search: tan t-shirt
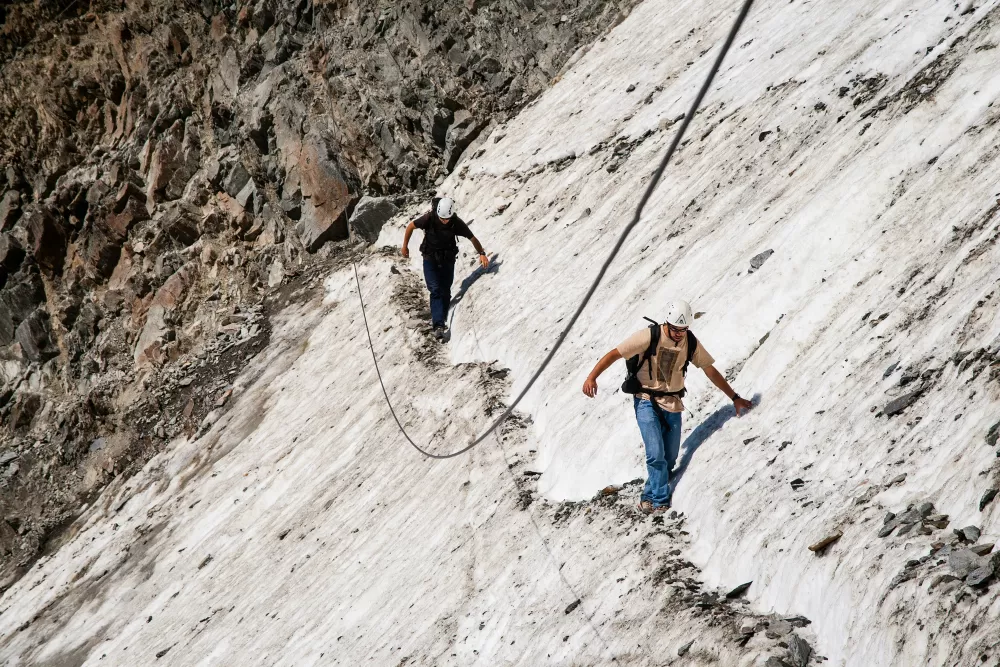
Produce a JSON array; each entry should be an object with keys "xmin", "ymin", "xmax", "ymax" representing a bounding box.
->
[{"xmin": 616, "ymin": 326, "xmax": 714, "ymax": 413}]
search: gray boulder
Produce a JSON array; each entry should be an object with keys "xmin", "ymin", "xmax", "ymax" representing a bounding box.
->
[
  {"xmin": 236, "ymin": 178, "xmax": 260, "ymax": 214},
  {"xmin": 949, "ymin": 548, "xmax": 984, "ymax": 579},
  {"xmin": 0, "ymin": 272, "xmax": 45, "ymax": 346},
  {"xmin": 349, "ymin": 197, "xmax": 398, "ymax": 244},
  {"xmin": 749, "ymin": 249, "xmax": 775, "ymax": 272},
  {"xmin": 444, "ymin": 110, "xmax": 487, "ymax": 172},
  {"xmin": 884, "ymin": 389, "xmax": 924, "ymax": 417},
  {"xmin": 788, "ymin": 634, "xmax": 812, "ymax": 667},
  {"xmin": 224, "ymin": 163, "xmax": 252, "ymax": 198},
  {"xmin": 15, "ymin": 309, "xmax": 58, "ymax": 362},
  {"xmin": 956, "ymin": 526, "xmax": 981, "ymax": 543}
]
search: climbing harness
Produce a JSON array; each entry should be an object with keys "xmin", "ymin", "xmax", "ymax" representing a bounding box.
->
[{"xmin": 353, "ymin": 0, "xmax": 756, "ymax": 459}]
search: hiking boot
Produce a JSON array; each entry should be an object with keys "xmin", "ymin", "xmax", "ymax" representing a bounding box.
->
[
  {"xmin": 433, "ymin": 325, "xmax": 446, "ymax": 340},
  {"xmin": 651, "ymin": 504, "xmax": 671, "ymax": 516},
  {"xmin": 637, "ymin": 500, "xmax": 654, "ymax": 515}
]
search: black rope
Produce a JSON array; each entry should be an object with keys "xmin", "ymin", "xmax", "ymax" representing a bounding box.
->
[{"xmin": 354, "ymin": 0, "xmax": 756, "ymax": 459}]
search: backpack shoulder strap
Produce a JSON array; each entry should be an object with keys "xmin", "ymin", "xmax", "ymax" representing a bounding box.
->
[
  {"xmin": 641, "ymin": 323, "xmax": 660, "ymax": 375},
  {"xmin": 683, "ymin": 330, "xmax": 697, "ymax": 375}
]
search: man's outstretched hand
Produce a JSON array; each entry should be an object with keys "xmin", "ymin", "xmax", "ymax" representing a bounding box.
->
[
  {"xmin": 734, "ymin": 396, "xmax": 753, "ymax": 416},
  {"xmin": 582, "ymin": 378, "xmax": 598, "ymax": 398},
  {"xmin": 479, "ymin": 254, "xmax": 490, "ymax": 269},
  {"xmin": 401, "ymin": 246, "xmax": 410, "ymax": 259}
]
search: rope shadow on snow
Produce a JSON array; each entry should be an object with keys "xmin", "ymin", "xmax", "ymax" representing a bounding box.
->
[
  {"xmin": 447, "ymin": 253, "xmax": 502, "ymax": 328},
  {"xmin": 672, "ymin": 392, "xmax": 762, "ymax": 491}
]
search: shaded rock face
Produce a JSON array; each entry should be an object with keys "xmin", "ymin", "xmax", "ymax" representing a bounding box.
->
[
  {"xmin": 0, "ymin": 270, "xmax": 44, "ymax": 347},
  {"xmin": 23, "ymin": 208, "xmax": 68, "ymax": 276},
  {"xmin": 0, "ymin": 190, "xmax": 20, "ymax": 229},
  {"xmin": 349, "ymin": 196, "xmax": 399, "ymax": 243},
  {"xmin": 15, "ymin": 309, "xmax": 57, "ymax": 363},
  {"xmin": 0, "ymin": 0, "xmax": 642, "ymax": 588}
]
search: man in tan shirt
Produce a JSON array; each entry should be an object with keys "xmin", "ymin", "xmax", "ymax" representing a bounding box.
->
[{"xmin": 583, "ymin": 299, "xmax": 752, "ymax": 515}]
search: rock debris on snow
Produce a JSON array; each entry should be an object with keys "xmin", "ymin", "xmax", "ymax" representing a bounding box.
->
[
  {"xmin": 788, "ymin": 633, "xmax": 813, "ymax": 667},
  {"xmin": 883, "ymin": 389, "xmax": 925, "ymax": 417},
  {"xmin": 969, "ymin": 543, "xmax": 995, "ymax": 557},
  {"xmin": 748, "ymin": 249, "xmax": 775, "ymax": 272},
  {"xmin": 955, "ymin": 526, "xmax": 982, "ymax": 543},
  {"xmin": 726, "ymin": 581, "xmax": 753, "ymax": 598},
  {"xmin": 808, "ymin": 531, "xmax": 843, "ymax": 553},
  {"xmin": 986, "ymin": 421, "xmax": 1000, "ymax": 447},
  {"xmin": 980, "ymin": 488, "xmax": 999, "ymax": 511}
]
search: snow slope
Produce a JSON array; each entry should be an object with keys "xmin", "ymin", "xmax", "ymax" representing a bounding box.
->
[
  {"xmin": 4, "ymin": 0, "xmax": 1000, "ymax": 665},
  {"xmin": 0, "ymin": 261, "xmax": 806, "ymax": 667},
  {"xmin": 436, "ymin": 0, "xmax": 1000, "ymax": 663}
]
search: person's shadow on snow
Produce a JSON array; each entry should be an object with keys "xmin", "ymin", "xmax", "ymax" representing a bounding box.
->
[
  {"xmin": 672, "ymin": 392, "xmax": 762, "ymax": 492},
  {"xmin": 448, "ymin": 253, "xmax": 502, "ymax": 328}
]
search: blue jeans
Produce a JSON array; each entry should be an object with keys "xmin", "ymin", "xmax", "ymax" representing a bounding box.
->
[
  {"xmin": 634, "ymin": 398, "xmax": 682, "ymax": 506},
  {"xmin": 422, "ymin": 258, "xmax": 456, "ymax": 327}
]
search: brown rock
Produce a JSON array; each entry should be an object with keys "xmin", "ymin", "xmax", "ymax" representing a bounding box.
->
[
  {"xmin": 145, "ymin": 119, "xmax": 185, "ymax": 205},
  {"xmin": 274, "ymin": 114, "xmax": 352, "ymax": 252},
  {"xmin": 108, "ymin": 246, "xmax": 143, "ymax": 298},
  {"xmin": 296, "ymin": 136, "xmax": 352, "ymax": 251},
  {"xmin": 114, "ymin": 181, "xmax": 147, "ymax": 214},
  {"xmin": 215, "ymin": 388, "xmax": 232, "ymax": 407},
  {"xmin": 808, "ymin": 531, "xmax": 843, "ymax": 553},
  {"xmin": 81, "ymin": 218, "xmax": 127, "ymax": 280},
  {"xmin": 133, "ymin": 262, "xmax": 199, "ymax": 368},
  {"xmin": 970, "ymin": 543, "xmax": 995, "ymax": 556},
  {"xmin": 210, "ymin": 13, "xmax": 228, "ymax": 41},
  {"xmin": 216, "ymin": 192, "xmax": 249, "ymax": 231},
  {"xmin": 107, "ymin": 195, "xmax": 150, "ymax": 238}
]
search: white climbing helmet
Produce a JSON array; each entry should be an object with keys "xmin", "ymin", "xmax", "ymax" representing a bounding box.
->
[
  {"xmin": 437, "ymin": 197, "xmax": 455, "ymax": 219},
  {"xmin": 664, "ymin": 299, "xmax": 693, "ymax": 328}
]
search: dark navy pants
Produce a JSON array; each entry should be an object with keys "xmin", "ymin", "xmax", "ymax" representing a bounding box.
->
[{"xmin": 423, "ymin": 258, "xmax": 456, "ymax": 327}]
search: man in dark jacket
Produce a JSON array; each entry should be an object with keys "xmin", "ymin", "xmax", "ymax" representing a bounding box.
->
[{"xmin": 401, "ymin": 197, "xmax": 489, "ymax": 338}]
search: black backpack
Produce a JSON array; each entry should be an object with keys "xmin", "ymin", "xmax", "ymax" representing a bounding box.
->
[{"xmin": 621, "ymin": 318, "xmax": 698, "ymax": 399}]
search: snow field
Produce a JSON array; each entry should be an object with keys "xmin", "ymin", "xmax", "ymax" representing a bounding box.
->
[{"xmin": 419, "ymin": 0, "xmax": 1000, "ymax": 663}]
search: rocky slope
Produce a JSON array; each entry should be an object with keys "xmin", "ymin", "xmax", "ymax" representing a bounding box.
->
[{"xmin": 0, "ymin": 0, "xmax": 640, "ymax": 591}]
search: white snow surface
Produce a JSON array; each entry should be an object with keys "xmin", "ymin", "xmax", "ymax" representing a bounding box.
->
[{"xmin": 4, "ymin": 0, "xmax": 1000, "ymax": 665}]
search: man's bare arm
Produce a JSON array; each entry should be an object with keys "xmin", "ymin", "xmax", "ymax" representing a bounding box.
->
[
  {"xmin": 401, "ymin": 221, "xmax": 417, "ymax": 258},
  {"xmin": 703, "ymin": 365, "xmax": 752, "ymax": 416},
  {"xmin": 469, "ymin": 236, "xmax": 489, "ymax": 268},
  {"xmin": 582, "ymin": 349, "xmax": 623, "ymax": 397}
]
